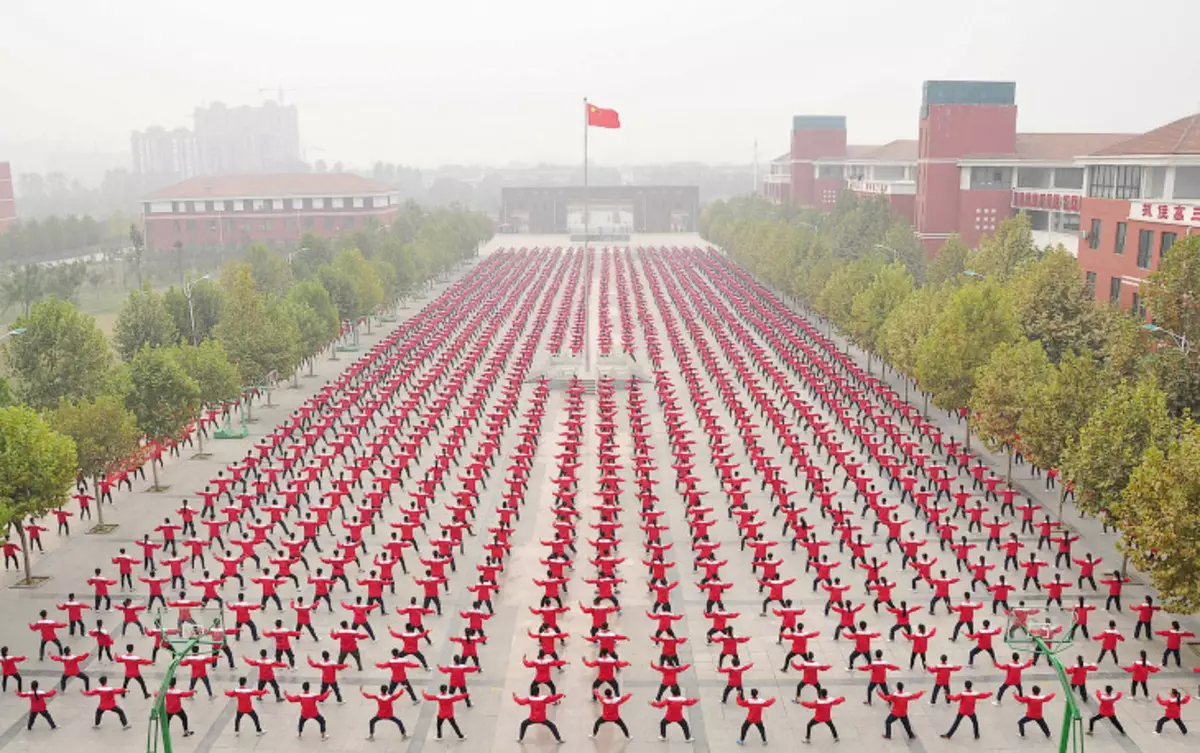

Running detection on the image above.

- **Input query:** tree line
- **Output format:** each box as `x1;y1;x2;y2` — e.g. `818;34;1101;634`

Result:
0;203;492;580
702;193;1200;611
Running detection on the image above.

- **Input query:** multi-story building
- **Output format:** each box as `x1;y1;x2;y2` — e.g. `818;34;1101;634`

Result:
131;127;198;182
193;101;302;175
141;173;399;251
1075;114;1200;310
0;162;15;233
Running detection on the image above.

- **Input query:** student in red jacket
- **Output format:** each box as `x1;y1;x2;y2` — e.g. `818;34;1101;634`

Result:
737;688;775;745
799;688;843;742
51;645;90;691
18;680;57;730
1154;688;1190;735
1;645;26;692
159;677;196;737
362;684;408;740
422;684;468;741
591;688;631;739
1087;685;1126;736
1123;649;1160;697
941;680;991;739
651;692;698;742
879;682;923;740
225;676;267;735
1015;686;1055;738
1131;596;1162;640
82;675;130;729
513;688;565;743
286;681;332;740
1157;621;1197;668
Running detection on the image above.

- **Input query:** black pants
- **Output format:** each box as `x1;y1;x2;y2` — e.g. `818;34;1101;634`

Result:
519;719;562;742
320;681;342;703
94;706;128;727
1155;717;1187;734
388;679;418;701
1088;714;1125;735
661;718;691;740
61;672;90;691
740;720;767;743
1;674;22;692
168;710;190;733
235;710;262;732
1130;679;1149;697
123;675;150;698
946;713;980;738
298;715;327;735
370;715;406;736
866;681;890;705
258;678;282;700
1134;620;1153;639
655;683;680;701
1019;716;1051;737
532;680;557;696
722;685;745;704
38;638;63;660
435;717;464;739
805;719;838;740
593;718;630;738
1163;647;1182;667
190;675;213;697
931;684;951;704
337;649;363;671
885;714;914;739
27;710;56;730
997;682;1023;702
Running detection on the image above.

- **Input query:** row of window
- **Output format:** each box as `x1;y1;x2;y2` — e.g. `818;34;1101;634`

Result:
1085;272;1144;313
170;215;360;234
166;196;380;213
1087;218;1178;269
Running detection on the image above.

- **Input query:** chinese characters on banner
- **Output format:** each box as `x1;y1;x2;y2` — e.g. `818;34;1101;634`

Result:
1131;202;1200;227
1011;191;1082;212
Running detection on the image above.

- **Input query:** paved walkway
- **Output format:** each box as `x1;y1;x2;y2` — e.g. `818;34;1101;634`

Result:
0;236;1193;753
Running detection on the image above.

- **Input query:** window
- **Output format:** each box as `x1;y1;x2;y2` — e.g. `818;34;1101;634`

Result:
262;220;273;232
285;218;295;231
324;216;336;230
185;219;196;232
204;201;215;212
283;199;294;210
1144;167;1167;199
1026;210;1049;231
224;220;234;234
343;216;356;229
969;166;1013;190
1109;277;1122;303
222;201;234;212
1132;293;1144;318
1089;218;1101;249
1174;166;1200;199
1114;222;1127;255
1051;211;1080;233
1017;167;1052;189
817;165;842;179
1053;168;1085;190
1136;229;1154;269
363;197;374;209
303;217;315;229
1088;165;1142;199
173;220;181;232
184;201;195;213
874;165;906;181
303;198;313;210
171;202;180;213
1161;231;1178;258
1085;271;1097;298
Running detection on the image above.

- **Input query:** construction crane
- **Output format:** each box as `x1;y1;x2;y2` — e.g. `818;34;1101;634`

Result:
258;84;330;105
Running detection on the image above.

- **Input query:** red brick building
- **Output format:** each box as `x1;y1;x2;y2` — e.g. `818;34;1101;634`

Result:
0;162;16;234
141;173;400;251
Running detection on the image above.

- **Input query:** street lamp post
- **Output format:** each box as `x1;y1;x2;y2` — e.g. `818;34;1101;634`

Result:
185;275;211;346
1144;323;1188;354
874;243;900;262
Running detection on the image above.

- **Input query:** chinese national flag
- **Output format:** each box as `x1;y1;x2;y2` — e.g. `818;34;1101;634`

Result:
586;103;621;129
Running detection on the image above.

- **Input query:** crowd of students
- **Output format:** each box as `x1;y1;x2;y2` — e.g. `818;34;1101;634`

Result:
3;245;1197;747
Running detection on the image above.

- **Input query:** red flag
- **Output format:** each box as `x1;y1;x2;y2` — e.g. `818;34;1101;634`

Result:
586;103;620;129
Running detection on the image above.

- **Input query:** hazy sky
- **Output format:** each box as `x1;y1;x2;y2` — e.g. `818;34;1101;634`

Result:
3;0;1199;172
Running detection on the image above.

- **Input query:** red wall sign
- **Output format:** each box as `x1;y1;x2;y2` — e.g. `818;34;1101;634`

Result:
1011;190;1081;213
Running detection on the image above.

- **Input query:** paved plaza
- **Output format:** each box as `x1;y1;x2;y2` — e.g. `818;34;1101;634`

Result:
1;234;1196;753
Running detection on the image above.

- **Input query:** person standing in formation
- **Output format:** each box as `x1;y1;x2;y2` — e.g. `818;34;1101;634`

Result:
800;688;844;743
590;689;632;739
736;688;775;745
286;681;331;740
513;688;566;743
361;684;408;740
1154;689;1190;736
225;677;268;736
17;680;57;731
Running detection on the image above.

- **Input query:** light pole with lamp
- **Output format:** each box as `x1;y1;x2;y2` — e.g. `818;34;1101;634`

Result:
873;242;900;261
1143;323;1189;354
185;275;211;346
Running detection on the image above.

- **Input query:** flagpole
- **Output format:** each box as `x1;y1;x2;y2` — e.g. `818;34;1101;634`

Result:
583;96;591;375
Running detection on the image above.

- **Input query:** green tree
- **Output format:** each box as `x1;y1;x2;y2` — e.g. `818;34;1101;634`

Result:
47;395;139;528
1;298;115;411
1061;377;1173;527
848;262;914;373
125;347;200;490
1007;248;1099;362
879;287;945;406
969;339;1053;481
287;281;340;369
914;279;1019;445
925;235;970;288
245;243;294;297
0;406;77;580
170;341;241;455
1142;234;1200;348
969;213;1038;282
332;248;385;322
113;286;180;361
213;264;281;385
817;258;883;330
1120;423;1200;611
879;222;927;286
1018;350;1110;514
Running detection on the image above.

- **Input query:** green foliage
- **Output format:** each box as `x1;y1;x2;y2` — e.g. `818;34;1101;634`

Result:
287;281;341;359
1;298;115;411
125;346;200;445
1120;423;1200;612
1061;377;1173;520
48;395;140;483
245;243;295;297
818;258;883;329
848;262;914;356
263;298;304;380
164;279;224;345
113;285;179;361
1142;234;1200;346
926;236;970;289
969;339;1053;456
879;287;944;377
880;222;927;286
0;406;77;577
915;279;1019;410
1018;350;1110;472
1007;248;1099;362
969;214;1038;282
170;341;241;408
212;264;285;385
